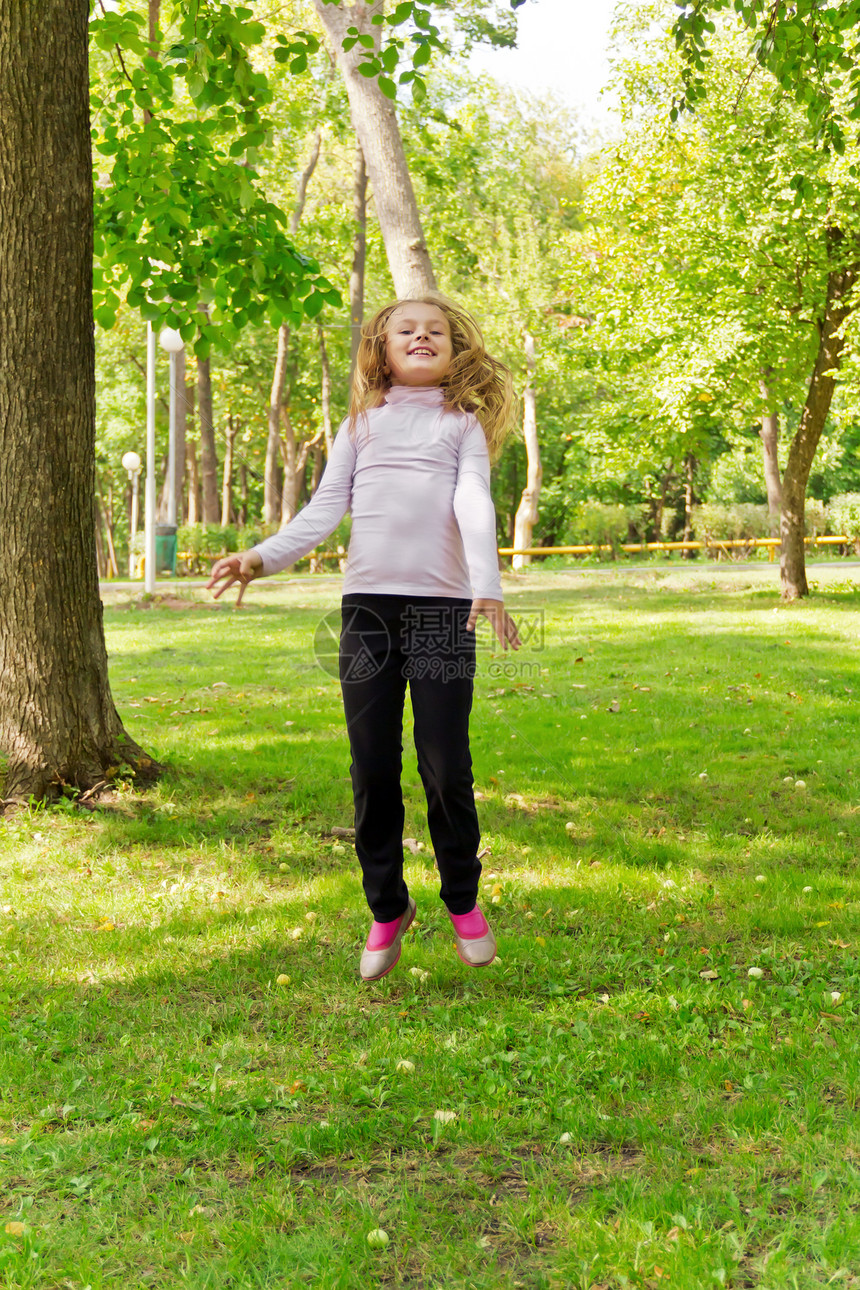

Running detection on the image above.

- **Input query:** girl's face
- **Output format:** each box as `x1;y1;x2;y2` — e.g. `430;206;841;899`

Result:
384;304;453;387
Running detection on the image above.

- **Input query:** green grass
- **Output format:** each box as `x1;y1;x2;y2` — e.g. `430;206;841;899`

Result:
1;567;860;1288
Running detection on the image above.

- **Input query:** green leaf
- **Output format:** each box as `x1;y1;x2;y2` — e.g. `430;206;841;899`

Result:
389;2;414;26
378;77;397;100
94;304;118;330
290;53;308;74
303;291;325;319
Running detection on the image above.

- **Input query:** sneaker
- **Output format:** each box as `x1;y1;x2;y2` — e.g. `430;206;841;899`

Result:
360;897;416;982
449;906;496;967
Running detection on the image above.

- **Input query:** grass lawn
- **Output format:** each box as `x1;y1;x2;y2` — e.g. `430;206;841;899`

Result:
1;566;859;1288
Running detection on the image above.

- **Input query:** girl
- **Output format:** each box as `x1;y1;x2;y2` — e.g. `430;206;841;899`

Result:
208;295;520;980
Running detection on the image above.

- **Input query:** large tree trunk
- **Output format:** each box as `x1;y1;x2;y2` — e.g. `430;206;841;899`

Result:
512;334;541;570
312;0;436;296
0;0;154;802
197;350;220;523
759;372;782;535
780;248;859;600
350;141;368;381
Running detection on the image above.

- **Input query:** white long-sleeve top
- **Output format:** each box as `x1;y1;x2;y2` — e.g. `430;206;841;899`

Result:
252;384;504;600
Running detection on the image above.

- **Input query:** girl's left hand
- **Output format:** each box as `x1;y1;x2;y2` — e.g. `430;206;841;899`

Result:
466;599;521;651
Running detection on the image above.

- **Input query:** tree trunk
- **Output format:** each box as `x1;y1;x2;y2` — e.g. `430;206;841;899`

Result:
312;0;436;297
197;349;219;523
186;438;201;525
780;248;859;600
238;463;248;526
280;408;299;528
682;453;696;556
319;323;334;456
759;372;782;535
265;324;289;526
0;0;154;801
172;344;187;523
97;481;120;578
221;416;237;527
350;141;367;381
262;131;323;529
512;334;541;570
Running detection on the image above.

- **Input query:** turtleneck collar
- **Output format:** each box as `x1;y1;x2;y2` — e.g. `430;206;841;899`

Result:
384;384;445;408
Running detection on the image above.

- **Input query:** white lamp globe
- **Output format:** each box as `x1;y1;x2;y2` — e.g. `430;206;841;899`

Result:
159;327;184;353
122;451;141;473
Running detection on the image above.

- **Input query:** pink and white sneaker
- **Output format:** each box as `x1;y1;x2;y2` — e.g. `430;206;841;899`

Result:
449;906;496;967
360;897;417;982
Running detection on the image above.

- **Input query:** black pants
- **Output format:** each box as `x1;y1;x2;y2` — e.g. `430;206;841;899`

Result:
340;594;482;921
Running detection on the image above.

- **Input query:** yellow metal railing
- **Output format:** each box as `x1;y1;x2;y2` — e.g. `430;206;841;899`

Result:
498;535;854;563
127;536;855;579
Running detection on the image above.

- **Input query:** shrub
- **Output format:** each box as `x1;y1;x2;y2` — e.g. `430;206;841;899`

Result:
561;502;640;551
176;524;238;573
692;503;772;542
827;493;860;543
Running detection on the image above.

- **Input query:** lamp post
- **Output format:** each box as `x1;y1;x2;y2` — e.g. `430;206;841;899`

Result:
158;327;184;529
122;450;142;579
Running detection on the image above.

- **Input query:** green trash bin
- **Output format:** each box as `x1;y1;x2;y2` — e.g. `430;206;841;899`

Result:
155;524;178;575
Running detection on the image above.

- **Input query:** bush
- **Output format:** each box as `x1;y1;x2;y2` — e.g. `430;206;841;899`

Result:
176;524;239;573
561;502;640;551
804;499;829;537
827;493;860;542
692;503;772;542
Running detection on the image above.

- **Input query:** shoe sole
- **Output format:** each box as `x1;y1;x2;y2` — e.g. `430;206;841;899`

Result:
361;903;416;982
454;940;497;968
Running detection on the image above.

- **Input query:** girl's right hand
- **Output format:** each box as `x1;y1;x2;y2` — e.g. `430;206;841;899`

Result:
206;550;263;607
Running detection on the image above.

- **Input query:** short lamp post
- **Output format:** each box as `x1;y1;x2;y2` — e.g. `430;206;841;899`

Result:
122;450;142;579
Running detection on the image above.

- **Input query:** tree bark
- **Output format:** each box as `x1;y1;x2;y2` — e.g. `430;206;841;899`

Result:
512;334;541;569
780;246;859;600
312;0;436;296
350;140;368;381
197;350;219;523
0;0;154;801
759;372;782;534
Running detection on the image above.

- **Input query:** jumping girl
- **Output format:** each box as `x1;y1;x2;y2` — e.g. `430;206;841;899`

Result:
207;295;520;980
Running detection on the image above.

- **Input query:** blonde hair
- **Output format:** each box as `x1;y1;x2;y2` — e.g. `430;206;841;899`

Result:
349;293;516;462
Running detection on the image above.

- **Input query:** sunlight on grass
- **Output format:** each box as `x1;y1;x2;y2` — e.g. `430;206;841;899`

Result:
1;569;859;1287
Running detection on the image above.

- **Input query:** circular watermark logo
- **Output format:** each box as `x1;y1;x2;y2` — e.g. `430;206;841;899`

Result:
313;605;390;681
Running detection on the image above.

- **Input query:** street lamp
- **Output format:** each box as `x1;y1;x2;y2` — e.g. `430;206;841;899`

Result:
158;327;184;530
122;450;142;579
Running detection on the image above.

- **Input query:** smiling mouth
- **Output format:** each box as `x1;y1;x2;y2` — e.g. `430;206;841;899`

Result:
409;348;436;356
